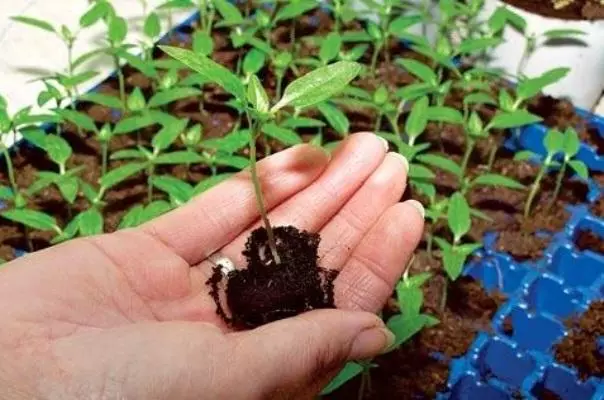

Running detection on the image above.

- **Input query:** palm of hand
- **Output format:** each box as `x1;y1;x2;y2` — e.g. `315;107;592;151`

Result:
0;133;422;400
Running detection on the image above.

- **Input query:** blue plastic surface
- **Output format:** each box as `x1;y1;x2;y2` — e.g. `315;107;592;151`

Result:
5;7;604;399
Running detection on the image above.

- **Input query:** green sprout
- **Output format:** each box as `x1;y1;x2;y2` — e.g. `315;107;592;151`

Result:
161;45;361;264
434;192;482;310
516;127;589;218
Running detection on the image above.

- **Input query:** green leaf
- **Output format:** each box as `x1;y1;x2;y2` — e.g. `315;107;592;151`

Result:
457;37;502;54
78;208;104;236
281;117;325;129
243;49;266;76
543;28;585;39
148;87;201;108
417;154;462;178
396;58;437;86
127;87;146;112
447;192;471;242
388;15;422;37
464;92;497;107
192;173;233;195
272;61;362;112
202;129;250;153
119;204;145;229
488;110;542;130
2;209;58;232
11;16;55;33
274;0;318;22
108;16;127;44
51;214;81;244
144;12;161;38
317;102;349;136
439;243;467;281
544;129;565;155
114;112;158;134
116;49;158;78
342;44;369;61
192;30;214;56
396;282;423;317
155;151;204;165
262;123;302;146
151;176;193;206
387;314;429;348
110;149;146;160
140;200;172;223
426;106;463;124
471;174;525;190
214;155;249;169
569;160;589;180
57;175;79;204
516;68;570;100
44;135;72;167
160;46;246;101
320;362;364;395
562;127;581;158
61;70;100;88
55;109;97;132
80;93;124;110
152;118;189;151
213;0;244;23
247;75;270;114
409;163;435;180
80;1;109;27
514;150;534;161
319;32;342;64
405;96;429;139
100;163;146;190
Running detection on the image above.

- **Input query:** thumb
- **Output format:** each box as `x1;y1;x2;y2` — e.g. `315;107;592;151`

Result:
233;309;394;399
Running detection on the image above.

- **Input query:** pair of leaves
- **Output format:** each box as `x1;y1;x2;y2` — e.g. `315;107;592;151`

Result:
160;45;362;114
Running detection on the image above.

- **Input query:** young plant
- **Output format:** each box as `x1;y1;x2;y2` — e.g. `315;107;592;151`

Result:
320;270;437;398
434;192;482;310
110;117;205;203
161;45;361;264
516;127;589;217
487;6;586;77
356;0;422;74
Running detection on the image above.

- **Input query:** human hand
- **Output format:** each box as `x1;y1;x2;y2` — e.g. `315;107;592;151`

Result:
0;132;424;400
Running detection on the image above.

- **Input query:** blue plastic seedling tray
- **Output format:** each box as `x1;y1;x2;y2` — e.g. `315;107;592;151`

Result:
5;6;604;399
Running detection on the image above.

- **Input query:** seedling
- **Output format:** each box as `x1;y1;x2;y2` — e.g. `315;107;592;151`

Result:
487;6;585;77
161;45;361;263
321;269;437;398
516;127;589;217
434;192;482;310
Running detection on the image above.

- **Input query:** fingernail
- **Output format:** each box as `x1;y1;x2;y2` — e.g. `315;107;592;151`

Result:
390;152;409;174
350;327;395;360
377;135;389;151
405;199;425;219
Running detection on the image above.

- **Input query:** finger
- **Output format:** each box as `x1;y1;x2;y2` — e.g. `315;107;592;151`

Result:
232;309;394;399
318;152;409;270
140;144;329;265
335;200;425;313
217;132;388;267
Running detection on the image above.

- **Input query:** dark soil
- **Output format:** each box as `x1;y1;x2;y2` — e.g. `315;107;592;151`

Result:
532;383;562;400
503;0;604;20
553;301;604;380
325;252;507;399
574;229;604;255
206;226;338;330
